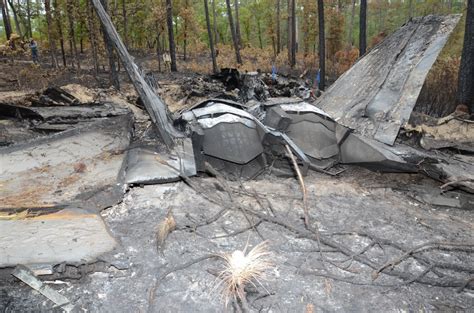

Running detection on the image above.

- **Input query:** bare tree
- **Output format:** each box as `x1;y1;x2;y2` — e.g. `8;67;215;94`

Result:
66;0;80;69
1;0;12;40
183;0;188;61
26;0;32;38
287;0;290;60
53;0;66;67
100;0;120;88
122;0;128;47
317;0;325;90
6;0;22;38
86;0;99;74
289;0;296;67
447;0;453;12
407;0;414;18
359;0;367;56
234;0;241;48
156;23;162;72
44;0;58;68
458;0;474;114
212;0;218;44
225;0;242;64
166;0;177;71
347;0;356;49
276;0;280;54
204;0;217;73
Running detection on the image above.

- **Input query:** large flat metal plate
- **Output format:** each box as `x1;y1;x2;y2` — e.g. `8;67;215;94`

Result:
284;112;338;160
339;132;418;172
124;139;196;185
287;121;338;160
317;15;460;146
0;209;116;267
0;114;133;212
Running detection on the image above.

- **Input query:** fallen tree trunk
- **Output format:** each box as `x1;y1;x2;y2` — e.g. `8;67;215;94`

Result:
91;0;176;148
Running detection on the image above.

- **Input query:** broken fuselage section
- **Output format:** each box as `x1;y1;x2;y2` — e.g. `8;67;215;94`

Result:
176;98;338;179
176;100;268;179
173;14;469;186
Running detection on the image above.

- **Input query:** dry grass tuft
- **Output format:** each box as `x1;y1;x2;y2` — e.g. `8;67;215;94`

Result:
305;303;315;313
214;241;273;308
156;209;176;253
73;162;87;173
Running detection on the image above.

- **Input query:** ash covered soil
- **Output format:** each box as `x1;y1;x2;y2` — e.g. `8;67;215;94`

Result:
1;168;473;312
0;57;473;312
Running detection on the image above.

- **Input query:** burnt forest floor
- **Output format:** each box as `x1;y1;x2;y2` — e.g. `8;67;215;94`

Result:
0;56;473;312
1;168;473;312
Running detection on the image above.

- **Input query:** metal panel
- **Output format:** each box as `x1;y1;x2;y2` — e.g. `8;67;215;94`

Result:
202;122;264;164
317;15;460;146
286;120;338;160
0;114;133;212
124;139;196;185
0;209;116;267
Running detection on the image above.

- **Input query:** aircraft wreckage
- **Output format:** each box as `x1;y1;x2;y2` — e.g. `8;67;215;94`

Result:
1;7;473;274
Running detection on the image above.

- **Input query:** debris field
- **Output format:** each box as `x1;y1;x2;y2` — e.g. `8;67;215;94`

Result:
0;9;473;313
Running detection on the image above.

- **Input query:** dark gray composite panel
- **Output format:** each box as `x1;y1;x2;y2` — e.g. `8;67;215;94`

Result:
317;15;460;146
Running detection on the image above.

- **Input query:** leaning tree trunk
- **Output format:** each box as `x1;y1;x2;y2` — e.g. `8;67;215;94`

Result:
100;0;120;88
45;0;58;68
166;0;177;71
66;0;80;69
359;0;367;56
225;0;241;64
7;0;22;38
234;0;241;48
458;0;474;114
91;0;176;148
317;0;325;90
53;0;66;67
1;0;12;40
3;0;12;38
204;0;217;73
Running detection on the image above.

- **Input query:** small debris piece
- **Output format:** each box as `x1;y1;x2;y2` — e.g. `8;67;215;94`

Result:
38;86;80;106
12;265;74;312
156;210;176;252
60;84;97;104
124;138;196;185
73;162;87;173
305;303;315;313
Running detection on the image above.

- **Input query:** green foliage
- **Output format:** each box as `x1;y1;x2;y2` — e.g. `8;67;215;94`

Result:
0;0;467;67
